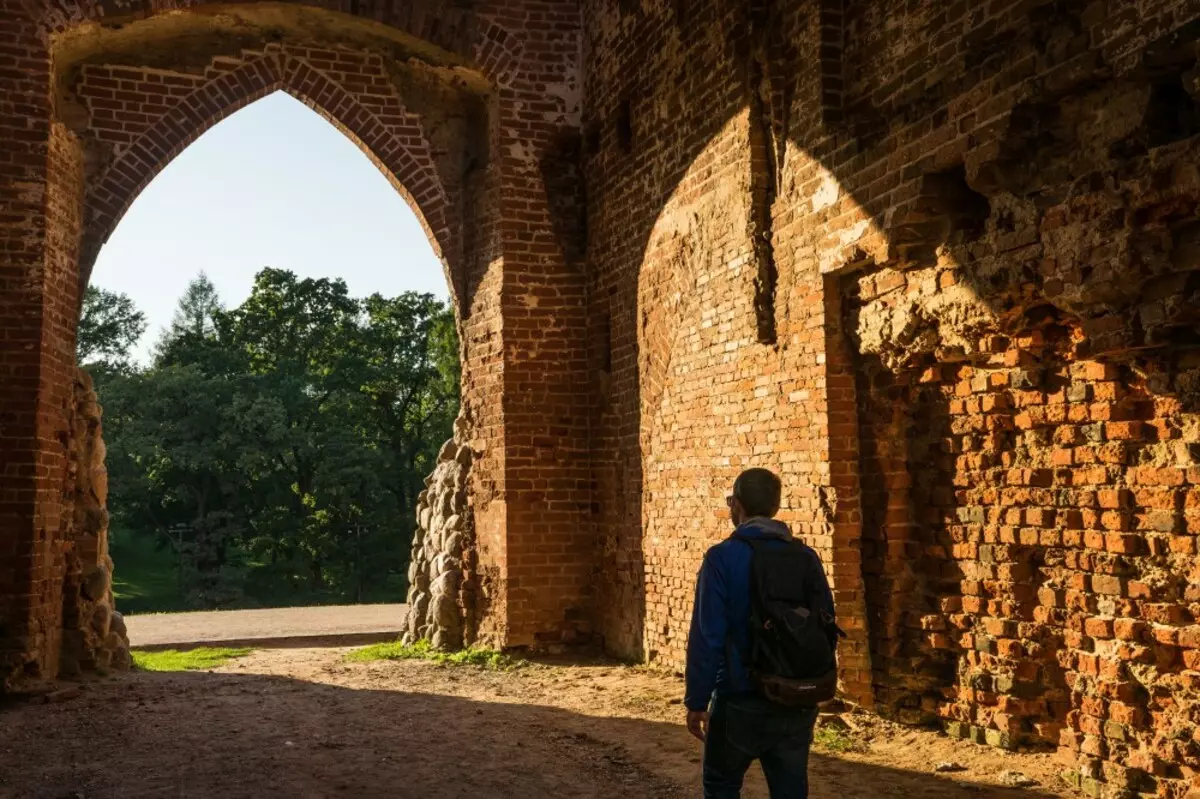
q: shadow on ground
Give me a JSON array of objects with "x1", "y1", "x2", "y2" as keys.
[{"x1": 0, "y1": 667, "x2": 1063, "y2": 799}]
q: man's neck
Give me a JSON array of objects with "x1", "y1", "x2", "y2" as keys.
[{"x1": 734, "y1": 517, "x2": 791, "y2": 538}]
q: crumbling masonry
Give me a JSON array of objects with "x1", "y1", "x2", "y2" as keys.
[
  {"x1": 400, "y1": 423, "x2": 477, "y2": 649},
  {"x1": 4, "y1": 0, "x2": 1200, "y2": 795}
]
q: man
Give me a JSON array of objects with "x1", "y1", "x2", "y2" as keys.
[{"x1": 684, "y1": 468, "x2": 836, "y2": 799}]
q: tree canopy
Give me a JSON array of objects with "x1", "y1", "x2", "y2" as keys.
[
  {"x1": 82, "y1": 270, "x2": 459, "y2": 610},
  {"x1": 77, "y1": 285, "x2": 148, "y2": 373}
]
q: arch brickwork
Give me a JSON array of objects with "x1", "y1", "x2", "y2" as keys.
[
  {"x1": 7, "y1": 0, "x2": 1200, "y2": 793},
  {"x1": 0, "y1": 0, "x2": 590, "y2": 689},
  {"x1": 74, "y1": 45, "x2": 459, "y2": 306},
  {"x1": 31, "y1": 0, "x2": 479, "y2": 58}
]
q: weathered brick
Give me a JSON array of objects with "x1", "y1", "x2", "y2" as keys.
[
  {"x1": 1, "y1": 0, "x2": 593, "y2": 684},
  {"x1": 2, "y1": 2, "x2": 1199, "y2": 792}
]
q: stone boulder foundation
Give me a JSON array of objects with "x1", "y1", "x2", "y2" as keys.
[
  {"x1": 400, "y1": 433, "x2": 474, "y2": 649},
  {"x1": 60, "y1": 369, "x2": 131, "y2": 677}
]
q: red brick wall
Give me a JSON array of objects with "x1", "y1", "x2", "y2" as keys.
[
  {"x1": 582, "y1": 0, "x2": 860, "y2": 671},
  {"x1": 0, "y1": 3, "x2": 85, "y2": 690},
  {"x1": 487, "y1": 0, "x2": 591, "y2": 647},
  {"x1": 842, "y1": 257, "x2": 1200, "y2": 789},
  {"x1": 0, "y1": 0, "x2": 54, "y2": 690},
  {"x1": 582, "y1": 0, "x2": 1200, "y2": 794},
  {"x1": 32, "y1": 121, "x2": 86, "y2": 683},
  {"x1": 2, "y1": 0, "x2": 591, "y2": 677},
  {"x1": 5, "y1": 0, "x2": 1200, "y2": 792}
]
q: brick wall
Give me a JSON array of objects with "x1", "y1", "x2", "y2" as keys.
[
  {"x1": 583, "y1": 0, "x2": 1200, "y2": 794},
  {"x1": 0, "y1": 2, "x2": 85, "y2": 690},
  {"x1": 486, "y1": 1, "x2": 591, "y2": 648},
  {"x1": 840, "y1": 257, "x2": 1200, "y2": 792},
  {"x1": 582, "y1": 0, "x2": 864, "y2": 674},
  {"x1": 0, "y1": 0, "x2": 54, "y2": 690},
  {"x1": 5, "y1": 0, "x2": 1200, "y2": 792},
  {"x1": 2, "y1": 0, "x2": 590, "y2": 679}
]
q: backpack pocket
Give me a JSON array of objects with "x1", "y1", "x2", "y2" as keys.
[{"x1": 755, "y1": 669, "x2": 838, "y2": 708}]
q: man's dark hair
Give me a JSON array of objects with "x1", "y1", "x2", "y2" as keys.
[{"x1": 733, "y1": 468, "x2": 782, "y2": 518}]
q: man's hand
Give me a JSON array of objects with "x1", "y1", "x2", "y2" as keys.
[{"x1": 686, "y1": 710, "x2": 709, "y2": 742}]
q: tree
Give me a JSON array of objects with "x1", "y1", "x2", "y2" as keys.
[
  {"x1": 358, "y1": 293, "x2": 459, "y2": 518},
  {"x1": 220, "y1": 269, "x2": 365, "y2": 590},
  {"x1": 77, "y1": 285, "x2": 148, "y2": 371},
  {"x1": 168, "y1": 272, "x2": 222, "y2": 339},
  {"x1": 155, "y1": 272, "x2": 224, "y2": 368},
  {"x1": 100, "y1": 363, "x2": 250, "y2": 606},
  {"x1": 97, "y1": 267, "x2": 460, "y2": 610}
]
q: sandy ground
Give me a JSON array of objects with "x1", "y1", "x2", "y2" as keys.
[
  {"x1": 0, "y1": 647, "x2": 1075, "y2": 799},
  {"x1": 126, "y1": 604, "x2": 405, "y2": 648}
]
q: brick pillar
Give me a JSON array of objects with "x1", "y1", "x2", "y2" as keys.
[
  {"x1": 820, "y1": 274, "x2": 873, "y2": 707},
  {"x1": 0, "y1": 3, "x2": 84, "y2": 689},
  {"x1": 32, "y1": 121, "x2": 86, "y2": 680},
  {"x1": 486, "y1": 3, "x2": 592, "y2": 649},
  {"x1": 0, "y1": 2, "x2": 49, "y2": 689}
]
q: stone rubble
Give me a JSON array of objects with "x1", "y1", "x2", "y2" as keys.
[
  {"x1": 400, "y1": 432, "x2": 475, "y2": 650},
  {"x1": 60, "y1": 369, "x2": 130, "y2": 677}
]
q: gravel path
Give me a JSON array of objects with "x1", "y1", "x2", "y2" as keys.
[{"x1": 125, "y1": 604, "x2": 406, "y2": 649}]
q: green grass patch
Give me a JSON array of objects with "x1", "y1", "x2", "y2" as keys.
[
  {"x1": 347, "y1": 639, "x2": 523, "y2": 670},
  {"x1": 110, "y1": 529, "x2": 189, "y2": 615},
  {"x1": 109, "y1": 527, "x2": 409, "y2": 614},
  {"x1": 131, "y1": 647, "x2": 253, "y2": 672},
  {"x1": 813, "y1": 722, "x2": 865, "y2": 753}
]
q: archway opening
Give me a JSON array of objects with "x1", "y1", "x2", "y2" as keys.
[{"x1": 80, "y1": 90, "x2": 460, "y2": 628}]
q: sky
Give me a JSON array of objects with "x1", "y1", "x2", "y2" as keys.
[{"x1": 90, "y1": 91, "x2": 448, "y2": 363}]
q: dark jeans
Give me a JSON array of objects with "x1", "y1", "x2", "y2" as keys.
[{"x1": 702, "y1": 693, "x2": 818, "y2": 799}]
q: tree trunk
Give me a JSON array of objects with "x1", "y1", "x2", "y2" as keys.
[
  {"x1": 310, "y1": 557, "x2": 323, "y2": 590},
  {"x1": 354, "y1": 522, "x2": 363, "y2": 604}
]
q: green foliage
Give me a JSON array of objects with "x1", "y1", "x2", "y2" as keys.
[
  {"x1": 813, "y1": 722, "x2": 866, "y2": 753},
  {"x1": 92, "y1": 269, "x2": 459, "y2": 612},
  {"x1": 347, "y1": 639, "x2": 524, "y2": 671},
  {"x1": 78, "y1": 285, "x2": 148, "y2": 372},
  {"x1": 131, "y1": 647, "x2": 253, "y2": 672},
  {"x1": 154, "y1": 271, "x2": 223, "y2": 367},
  {"x1": 110, "y1": 528, "x2": 189, "y2": 614}
]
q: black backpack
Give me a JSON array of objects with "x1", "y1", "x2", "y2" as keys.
[{"x1": 734, "y1": 533, "x2": 845, "y2": 707}]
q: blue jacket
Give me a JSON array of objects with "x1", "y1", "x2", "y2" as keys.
[{"x1": 684, "y1": 517, "x2": 836, "y2": 712}]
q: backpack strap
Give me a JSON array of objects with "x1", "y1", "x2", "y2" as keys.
[
  {"x1": 729, "y1": 533, "x2": 769, "y2": 671},
  {"x1": 734, "y1": 532, "x2": 824, "y2": 613}
]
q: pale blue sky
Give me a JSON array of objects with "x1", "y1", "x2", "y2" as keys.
[{"x1": 91, "y1": 91, "x2": 448, "y2": 363}]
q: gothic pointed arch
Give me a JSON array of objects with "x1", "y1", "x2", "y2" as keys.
[{"x1": 78, "y1": 46, "x2": 461, "y2": 313}]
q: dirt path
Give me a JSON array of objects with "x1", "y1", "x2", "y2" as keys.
[
  {"x1": 0, "y1": 648, "x2": 1074, "y2": 798},
  {"x1": 125, "y1": 604, "x2": 405, "y2": 648}
]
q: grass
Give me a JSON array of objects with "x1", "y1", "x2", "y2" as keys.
[
  {"x1": 131, "y1": 647, "x2": 253, "y2": 672},
  {"x1": 110, "y1": 529, "x2": 189, "y2": 615},
  {"x1": 347, "y1": 639, "x2": 524, "y2": 671},
  {"x1": 622, "y1": 692, "x2": 672, "y2": 714},
  {"x1": 109, "y1": 527, "x2": 409, "y2": 615},
  {"x1": 813, "y1": 722, "x2": 865, "y2": 753}
]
